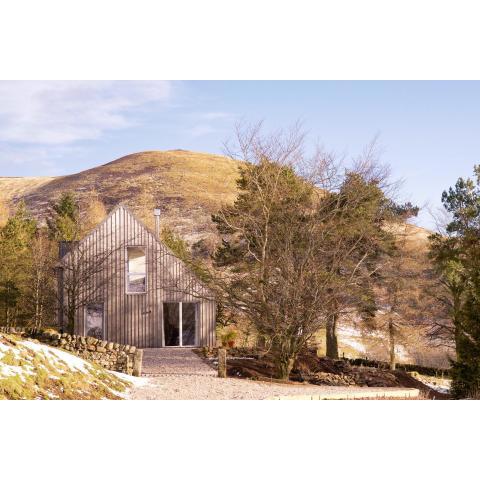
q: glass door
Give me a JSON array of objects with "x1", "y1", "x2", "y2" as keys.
[
  {"x1": 181, "y1": 303, "x2": 196, "y2": 346},
  {"x1": 163, "y1": 302, "x2": 197, "y2": 346}
]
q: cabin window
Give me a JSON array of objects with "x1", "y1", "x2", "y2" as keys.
[{"x1": 127, "y1": 246, "x2": 146, "y2": 293}]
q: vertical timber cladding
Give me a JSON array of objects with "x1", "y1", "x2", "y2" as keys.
[{"x1": 71, "y1": 205, "x2": 216, "y2": 348}]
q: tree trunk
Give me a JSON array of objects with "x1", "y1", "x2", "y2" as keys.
[
  {"x1": 326, "y1": 313, "x2": 339, "y2": 359},
  {"x1": 274, "y1": 355, "x2": 295, "y2": 381},
  {"x1": 272, "y1": 340, "x2": 296, "y2": 380},
  {"x1": 389, "y1": 318, "x2": 396, "y2": 371},
  {"x1": 66, "y1": 302, "x2": 75, "y2": 334}
]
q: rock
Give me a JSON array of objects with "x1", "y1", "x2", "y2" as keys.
[{"x1": 107, "y1": 342, "x2": 114, "y2": 350}]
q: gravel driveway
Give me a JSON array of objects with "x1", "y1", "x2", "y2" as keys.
[
  {"x1": 127, "y1": 375, "x2": 419, "y2": 400},
  {"x1": 129, "y1": 348, "x2": 419, "y2": 399}
]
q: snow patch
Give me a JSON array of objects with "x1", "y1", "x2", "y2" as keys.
[
  {"x1": 20, "y1": 340, "x2": 89, "y2": 373},
  {"x1": 110, "y1": 370, "x2": 150, "y2": 387},
  {"x1": 341, "y1": 338, "x2": 366, "y2": 354}
]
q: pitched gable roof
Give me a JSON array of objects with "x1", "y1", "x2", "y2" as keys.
[{"x1": 60, "y1": 204, "x2": 213, "y2": 298}]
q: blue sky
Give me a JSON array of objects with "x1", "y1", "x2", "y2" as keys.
[{"x1": 1, "y1": 80, "x2": 479, "y2": 229}]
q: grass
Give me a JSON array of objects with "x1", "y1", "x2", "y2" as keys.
[
  {"x1": 0, "y1": 334, "x2": 131, "y2": 400},
  {"x1": 0, "y1": 150, "x2": 241, "y2": 243},
  {"x1": 0, "y1": 176, "x2": 54, "y2": 202}
]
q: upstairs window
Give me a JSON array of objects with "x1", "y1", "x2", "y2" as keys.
[{"x1": 127, "y1": 246, "x2": 146, "y2": 293}]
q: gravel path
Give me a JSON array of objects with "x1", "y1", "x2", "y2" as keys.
[
  {"x1": 141, "y1": 348, "x2": 216, "y2": 376},
  {"x1": 127, "y1": 375, "x2": 419, "y2": 400}
]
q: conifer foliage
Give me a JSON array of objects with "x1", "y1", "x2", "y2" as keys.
[
  {"x1": 0, "y1": 202, "x2": 56, "y2": 328},
  {"x1": 430, "y1": 166, "x2": 480, "y2": 398}
]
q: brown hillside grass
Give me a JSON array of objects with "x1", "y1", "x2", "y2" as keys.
[
  {"x1": 0, "y1": 150, "x2": 432, "y2": 249},
  {"x1": 0, "y1": 176, "x2": 54, "y2": 202},
  {"x1": 1, "y1": 150, "x2": 449, "y2": 368},
  {"x1": 0, "y1": 150, "x2": 241, "y2": 242}
]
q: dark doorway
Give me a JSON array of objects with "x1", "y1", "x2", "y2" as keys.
[
  {"x1": 85, "y1": 303, "x2": 104, "y2": 339},
  {"x1": 163, "y1": 302, "x2": 197, "y2": 346},
  {"x1": 163, "y1": 302, "x2": 180, "y2": 346}
]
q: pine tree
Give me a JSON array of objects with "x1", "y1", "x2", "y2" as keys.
[
  {"x1": 46, "y1": 192, "x2": 80, "y2": 241},
  {"x1": 430, "y1": 165, "x2": 480, "y2": 397},
  {"x1": 0, "y1": 202, "x2": 37, "y2": 327}
]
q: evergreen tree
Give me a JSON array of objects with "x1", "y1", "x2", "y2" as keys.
[
  {"x1": 0, "y1": 202, "x2": 37, "y2": 327},
  {"x1": 430, "y1": 165, "x2": 480, "y2": 397},
  {"x1": 46, "y1": 192, "x2": 80, "y2": 241}
]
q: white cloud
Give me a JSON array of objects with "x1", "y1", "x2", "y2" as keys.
[{"x1": 0, "y1": 81, "x2": 172, "y2": 145}]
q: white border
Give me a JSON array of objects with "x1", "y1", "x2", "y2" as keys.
[{"x1": 2, "y1": 1, "x2": 480, "y2": 80}]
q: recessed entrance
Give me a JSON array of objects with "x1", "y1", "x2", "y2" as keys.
[
  {"x1": 85, "y1": 303, "x2": 104, "y2": 339},
  {"x1": 163, "y1": 302, "x2": 197, "y2": 346}
]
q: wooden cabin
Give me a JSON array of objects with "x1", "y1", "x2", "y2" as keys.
[{"x1": 57, "y1": 205, "x2": 216, "y2": 348}]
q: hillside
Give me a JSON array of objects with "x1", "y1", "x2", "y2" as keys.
[
  {"x1": 0, "y1": 333, "x2": 139, "y2": 399},
  {"x1": 0, "y1": 176, "x2": 55, "y2": 199},
  {"x1": 0, "y1": 150, "x2": 241, "y2": 243},
  {"x1": 1, "y1": 150, "x2": 445, "y2": 367},
  {"x1": 0, "y1": 149, "x2": 433, "y2": 245}
]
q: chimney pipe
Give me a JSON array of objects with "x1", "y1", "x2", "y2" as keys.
[{"x1": 154, "y1": 207, "x2": 161, "y2": 237}]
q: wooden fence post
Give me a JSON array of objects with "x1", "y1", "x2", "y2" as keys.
[
  {"x1": 218, "y1": 348, "x2": 227, "y2": 378},
  {"x1": 133, "y1": 349, "x2": 143, "y2": 377}
]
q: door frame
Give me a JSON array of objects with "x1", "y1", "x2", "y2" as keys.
[{"x1": 162, "y1": 301, "x2": 198, "y2": 347}]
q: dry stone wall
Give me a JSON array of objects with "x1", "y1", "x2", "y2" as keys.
[{"x1": 0, "y1": 327, "x2": 143, "y2": 376}]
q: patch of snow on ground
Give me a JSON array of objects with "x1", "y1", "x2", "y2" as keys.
[
  {"x1": 0, "y1": 363, "x2": 30, "y2": 380},
  {"x1": 414, "y1": 373, "x2": 451, "y2": 394},
  {"x1": 111, "y1": 371, "x2": 150, "y2": 387},
  {"x1": 1, "y1": 334, "x2": 133, "y2": 399},
  {"x1": 424, "y1": 382, "x2": 450, "y2": 394},
  {"x1": 341, "y1": 338, "x2": 366, "y2": 354},
  {"x1": 337, "y1": 326, "x2": 367, "y2": 354},
  {"x1": 394, "y1": 344, "x2": 409, "y2": 363},
  {"x1": 20, "y1": 340, "x2": 89, "y2": 373},
  {"x1": 338, "y1": 325, "x2": 362, "y2": 337}
]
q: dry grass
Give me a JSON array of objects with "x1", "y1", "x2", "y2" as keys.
[
  {"x1": 1, "y1": 149, "x2": 446, "y2": 368},
  {"x1": 0, "y1": 177, "x2": 54, "y2": 202},
  {"x1": 0, "y1": 150, "x2": 241, "y2": 242},
  {"x1": 0, "y1": 333, "x2": 131, "y2": 400}
]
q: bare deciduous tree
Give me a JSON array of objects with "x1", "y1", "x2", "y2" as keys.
[{"x1": 172, "y1": 124, "x2": 397, "y2": 379}]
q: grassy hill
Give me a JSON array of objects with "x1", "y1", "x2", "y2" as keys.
[
  {"x1": 0, "y1": 149, "x2": 433, "y2": 243},
  {"x1": 0, "y1": 150, "x2": 447, "y2": 367},
  {"x1": 0, "y1": 150, "x2": 241, "y2": 243}
]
